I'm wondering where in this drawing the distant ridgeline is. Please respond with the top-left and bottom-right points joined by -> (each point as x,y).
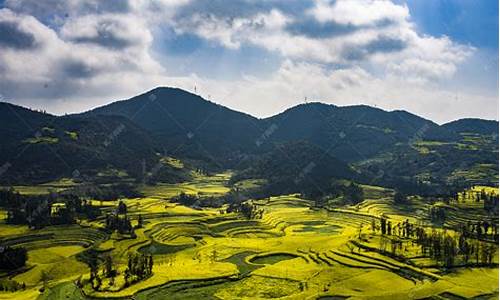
0,87 -> 497,195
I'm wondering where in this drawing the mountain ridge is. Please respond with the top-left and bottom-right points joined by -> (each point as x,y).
0,87 -> 497,187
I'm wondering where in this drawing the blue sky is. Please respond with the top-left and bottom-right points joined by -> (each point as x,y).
404,0 -> 498,49
0,0 -> 497,123
402,0 -> 499,95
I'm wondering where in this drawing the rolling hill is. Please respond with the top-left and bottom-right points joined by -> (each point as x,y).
0,87 -> 497,188
0,102 -> 187,184
84,87 -> 262,167
259,102 -> 460,162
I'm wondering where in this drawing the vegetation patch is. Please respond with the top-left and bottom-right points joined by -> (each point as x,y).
138,241 -> 195,255
249,252 -> 300,265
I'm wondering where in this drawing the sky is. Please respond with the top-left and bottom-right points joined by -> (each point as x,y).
0,0 -> 497,124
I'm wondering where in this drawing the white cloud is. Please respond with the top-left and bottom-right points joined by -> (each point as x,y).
194,61 -> 496,124
169,0 -> 474,84
0,0 -> 495,124
0,7 -> 164,103
308,0 -> 409,25
60,14 -> 153,49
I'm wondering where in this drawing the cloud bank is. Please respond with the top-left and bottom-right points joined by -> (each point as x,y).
0,0 -> 496,123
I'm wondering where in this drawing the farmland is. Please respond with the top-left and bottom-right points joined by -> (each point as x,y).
0,173 -> 497,300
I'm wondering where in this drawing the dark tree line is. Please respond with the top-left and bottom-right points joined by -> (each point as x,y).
394,190 -> 408,205
429,206 -> 446,224
305,181 -> 364,207
343,182 -> 364,205
88,254 -> 119,290
171,191 -> 234,209
105,214 -> 133,234
64,183 -> 142,201
0,246 -> 27,270
461,220 -> 499,242
105,201 -> 134,235
415,228 -> 497,267
0,188 -> 100,228
124,253 -> 153,286
171,192 -> 198,207
0,279 -> 25,292
375,217 -> 498,268
226,201 -> 264,219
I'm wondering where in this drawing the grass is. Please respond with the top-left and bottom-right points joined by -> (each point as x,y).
64,131 -> 78,140
2,179 -> 78,195
249,253 -> 299,265
23,137 -> 59,144
161,157 -> 184,169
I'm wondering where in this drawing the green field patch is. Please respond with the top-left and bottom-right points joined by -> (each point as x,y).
293,224 -> 342,234
160,157 -> 184,169
210,220 -> 259,233
249,253 -> 300,265
231,230 -> 281,238
135,276 -> 237,300
64,131 -> 78,140
23,136 -> 59,144
215,275 -> 301,299
138,241 -> 195,255
38,282 -> 85,300
201,216 -> 239,225
224,251 -> 261,276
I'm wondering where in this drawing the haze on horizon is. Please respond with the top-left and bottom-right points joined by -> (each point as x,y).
0,0 -> 498,124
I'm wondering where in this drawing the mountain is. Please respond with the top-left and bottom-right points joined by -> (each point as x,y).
259,103 -> 459,162
0,102 -> 188,184
232,141 -> 360,197
84,87 -> 262,167
83,89 -> 462,164
442,118 -> 498,135
1,87 -> 497,188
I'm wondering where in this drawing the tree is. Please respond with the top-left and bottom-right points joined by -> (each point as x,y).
104,255 -> 115,278
380,217 -> 387,235
40,270 -> 50,290
137,214 -> 143,228
148,255 -> 154,274
0,246 -> 27,270
344,182 -> 363,205
117,201 -> 127,215
394,190 -> 407,205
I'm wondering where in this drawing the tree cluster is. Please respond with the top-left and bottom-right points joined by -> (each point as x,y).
0,246 -> 27,270
429,206 -> 446,224
171,192 -> 198,207
343,182 -> 364,205
461,220 -> 499,242
124,253 -> 153,286
0,188 -> 100,228
393,190 -> 408,205
227,201 -> 264,219
0,279 -> 25,292
375,216 -> 498,268
105,213 -> 133,234
415,228 -> 496,267
65,183 -> 142,201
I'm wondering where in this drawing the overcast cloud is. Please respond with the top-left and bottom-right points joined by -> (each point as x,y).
0,0 -> 497,123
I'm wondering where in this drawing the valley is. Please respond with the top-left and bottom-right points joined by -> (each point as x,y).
0,170 -> 498,299
0,87 -> 497,299
0,1 -> 497,298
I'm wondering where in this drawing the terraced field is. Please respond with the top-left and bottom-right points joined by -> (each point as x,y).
0,175 -> 498,299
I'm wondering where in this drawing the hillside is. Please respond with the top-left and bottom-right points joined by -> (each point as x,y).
1,87 -> 497,187
232,141 -> 360,197
260,103 -> 459,162
442,118 -> 498,135
84,87 -> 262,167
0,103 -> 189,184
